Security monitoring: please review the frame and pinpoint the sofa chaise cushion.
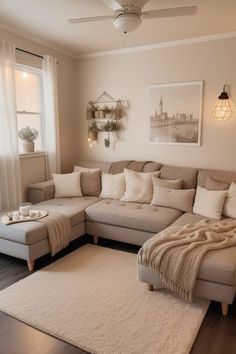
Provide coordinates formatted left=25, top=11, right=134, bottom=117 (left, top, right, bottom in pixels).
left=0, top=197, right=101, bottom=245
left=37, top=197, right=101, bottom=226
left=170, top=213, right=236, bottom=286
left=85, top=199, right=182, bottom=233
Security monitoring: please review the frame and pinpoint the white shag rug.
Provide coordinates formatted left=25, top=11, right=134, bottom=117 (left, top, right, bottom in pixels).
left=0, top=245, right=209, bottom=354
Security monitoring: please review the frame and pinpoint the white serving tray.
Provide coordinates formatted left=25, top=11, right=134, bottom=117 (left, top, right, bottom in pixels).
left=1, top=210, right=48, bottom=225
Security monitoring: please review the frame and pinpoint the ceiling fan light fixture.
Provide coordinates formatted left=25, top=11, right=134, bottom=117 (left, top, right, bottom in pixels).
left=113, top=13, right=141, bottom=33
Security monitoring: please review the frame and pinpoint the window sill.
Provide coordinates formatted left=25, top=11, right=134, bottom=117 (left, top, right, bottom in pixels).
left=19, top=151, right=46, bottom=159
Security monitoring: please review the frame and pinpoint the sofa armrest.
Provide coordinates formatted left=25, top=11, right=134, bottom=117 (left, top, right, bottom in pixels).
left=28, top=180, right=55, bottom=204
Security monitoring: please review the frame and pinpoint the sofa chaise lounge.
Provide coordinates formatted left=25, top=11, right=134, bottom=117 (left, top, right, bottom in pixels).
left=0, top=160, right=236, bottom=315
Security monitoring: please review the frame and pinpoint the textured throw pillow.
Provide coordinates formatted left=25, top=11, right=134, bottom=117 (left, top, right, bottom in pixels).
left=100, top=173, right=125, bottom=199
left=53, top=172, right=82, bottom=198
left=151, top=186, right=195, bottom=212
left=193, top=185, right=227, bottom=219
left=152, top=176, right=183, bottom=190
left=223, top=182, right=236, bottom=218
left=120, top=169, right=160, bottom=204
left=205, top=177, right=229, bottom=191
left=80, top=171, right=101, bottom=196
left=74, top=166, right=100, bottom=173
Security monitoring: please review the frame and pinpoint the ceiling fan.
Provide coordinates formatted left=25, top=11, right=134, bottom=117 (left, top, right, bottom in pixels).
left=68, top=0, right=197, bottom=34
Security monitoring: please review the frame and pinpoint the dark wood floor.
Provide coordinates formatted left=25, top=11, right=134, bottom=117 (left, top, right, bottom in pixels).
left=0, top=236, right=236, bottom=354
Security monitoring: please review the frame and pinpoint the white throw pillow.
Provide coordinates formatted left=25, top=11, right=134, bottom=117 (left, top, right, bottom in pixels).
left=53, top=172, right=82, bottom=198
left=193, top=185, right=227, bottom=219
left=120, top=169, right=160, bottom=204
left=100, top=173, right=125, bottom=199
left=223, top=182, right=236, bottom=218
left=74, top=165, right=100, bottom=173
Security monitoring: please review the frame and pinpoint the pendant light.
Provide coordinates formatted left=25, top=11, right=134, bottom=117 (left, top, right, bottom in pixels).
left=212, top=85, right=234, bottom=120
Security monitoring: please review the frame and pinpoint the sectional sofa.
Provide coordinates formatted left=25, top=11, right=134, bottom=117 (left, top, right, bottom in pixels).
left=0, top=160, right=236, bottom=315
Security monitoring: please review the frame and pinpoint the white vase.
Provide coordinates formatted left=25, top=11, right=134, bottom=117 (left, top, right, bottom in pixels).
left=22, top=141, right=35, bottom=153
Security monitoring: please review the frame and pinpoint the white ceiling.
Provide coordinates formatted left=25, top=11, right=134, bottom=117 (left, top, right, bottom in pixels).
left=0, top=0, right=236, bottom=57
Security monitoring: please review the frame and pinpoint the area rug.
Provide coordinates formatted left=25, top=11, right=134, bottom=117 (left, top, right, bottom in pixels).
left=0, top=244, right=209, bottom=354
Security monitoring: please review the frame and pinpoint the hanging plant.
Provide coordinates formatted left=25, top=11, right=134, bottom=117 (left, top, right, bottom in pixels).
left=104, top=137, right=110, bottom=148
left=102, top=120, right=119, bottom=132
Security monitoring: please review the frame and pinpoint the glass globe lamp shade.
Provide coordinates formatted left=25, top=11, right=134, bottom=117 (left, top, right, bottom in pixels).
left=113, top=14, right=141, bottom=33
left=212, top=86, right=234, bottom=120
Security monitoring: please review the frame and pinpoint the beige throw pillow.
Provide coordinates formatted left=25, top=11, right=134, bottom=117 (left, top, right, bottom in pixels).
left=121, top=169, right=160, bottom=204
left=223, top=182, right=236, bottom=218
left=53, top=172, right=82, bottom=198
left=73, top=166, right=101, bottom=196
left=152, top=176, right=183, bottom=190
left=81, top=171, right=101, bottom=197
left=151, top=186, right=195, bottom=212
left=193, top=185, right=227, bottom=219
left=100, top=173, right=125, bottom=199
left=205, top=177, right=229, bottom=191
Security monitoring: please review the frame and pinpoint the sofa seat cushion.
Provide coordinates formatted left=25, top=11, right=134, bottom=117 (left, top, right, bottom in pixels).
left=169, top=213, right=236, bottom=286
left=85, top=199, right=182, bottom=233
left=0, top=197, right=101, bottom=245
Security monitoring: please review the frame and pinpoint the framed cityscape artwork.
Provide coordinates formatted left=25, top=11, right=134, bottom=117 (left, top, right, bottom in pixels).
left=148, top=81, right=203, bottom=145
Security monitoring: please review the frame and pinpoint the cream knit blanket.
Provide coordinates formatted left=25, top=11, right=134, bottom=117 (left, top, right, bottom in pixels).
left=138, top=219, right=236, bottom=302
left=38, top=211, right=71, bottom=256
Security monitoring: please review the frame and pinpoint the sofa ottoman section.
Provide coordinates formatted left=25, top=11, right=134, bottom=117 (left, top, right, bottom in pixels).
left=0, top=197, right=101, bottom=271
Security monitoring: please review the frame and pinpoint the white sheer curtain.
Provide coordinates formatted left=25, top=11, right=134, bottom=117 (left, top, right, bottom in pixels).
left=0, top=40, right=22, bottom=210
left=42, top=55, right=61, bottom=179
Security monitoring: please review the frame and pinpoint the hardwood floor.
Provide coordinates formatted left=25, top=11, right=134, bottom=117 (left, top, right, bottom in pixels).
left=0, top=236, right=235, bottom=354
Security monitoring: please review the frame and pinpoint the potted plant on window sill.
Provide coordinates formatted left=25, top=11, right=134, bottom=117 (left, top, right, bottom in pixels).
left=18, top=126, right=39, bottom=153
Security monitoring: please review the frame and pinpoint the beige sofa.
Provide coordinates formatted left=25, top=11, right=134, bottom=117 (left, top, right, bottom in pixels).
left=0, top=160, right=236, bottom=315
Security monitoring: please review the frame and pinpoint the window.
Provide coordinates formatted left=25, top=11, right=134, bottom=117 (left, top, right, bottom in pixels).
left=15, top=65, right=43, bottom=152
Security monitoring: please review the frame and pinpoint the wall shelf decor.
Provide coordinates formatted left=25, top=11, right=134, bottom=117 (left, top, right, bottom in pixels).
left=87, top=92, right=124, bottom=148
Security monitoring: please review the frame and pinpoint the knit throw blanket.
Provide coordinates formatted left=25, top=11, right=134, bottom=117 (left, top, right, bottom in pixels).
left=38, top=211, right=71, bottom=256
left=138, top=219, right=236, bottom=302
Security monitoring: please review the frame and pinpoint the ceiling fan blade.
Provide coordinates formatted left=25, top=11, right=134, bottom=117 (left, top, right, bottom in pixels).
left=142, top=6, right=197, bottom=19
left=68, top=15, right=113, bottom=24
left=101, top=0, right=122, bottom=11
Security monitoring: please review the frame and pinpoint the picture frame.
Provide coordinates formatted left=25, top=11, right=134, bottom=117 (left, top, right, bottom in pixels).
left=148, top=81, right=203, bottom=146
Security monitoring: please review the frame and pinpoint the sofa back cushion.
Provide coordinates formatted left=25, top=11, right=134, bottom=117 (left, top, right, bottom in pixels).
left=160, top=165, right=198, bottom=189
left=110, top=160, right=162, bottom=174
left=142, top=162, right=162, bottom=172
left=198, top=169, right=236, bottom=188
left=205, top=177, right=229, bottom=191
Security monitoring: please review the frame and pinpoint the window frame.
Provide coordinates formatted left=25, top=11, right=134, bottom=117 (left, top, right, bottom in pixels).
left=15, top=63, right=44, bottom=153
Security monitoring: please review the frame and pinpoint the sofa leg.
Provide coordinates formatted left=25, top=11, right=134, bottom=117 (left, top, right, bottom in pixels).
left=147, top=284, right=153, bottom=291
left=27, top=260, right=34, bottom=272
left=221, top=303, right=229, bottom=316
left=93, top=235, right=98, bottom=245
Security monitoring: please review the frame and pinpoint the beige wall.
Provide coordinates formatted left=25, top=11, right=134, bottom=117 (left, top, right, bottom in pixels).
left=76, top=37, right=236, bottom=171
left=0, top=27, right=78, bottom=199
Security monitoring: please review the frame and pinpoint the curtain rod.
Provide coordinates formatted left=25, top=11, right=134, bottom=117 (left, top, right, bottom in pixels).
left=16, top=47, right=43, bottom=60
